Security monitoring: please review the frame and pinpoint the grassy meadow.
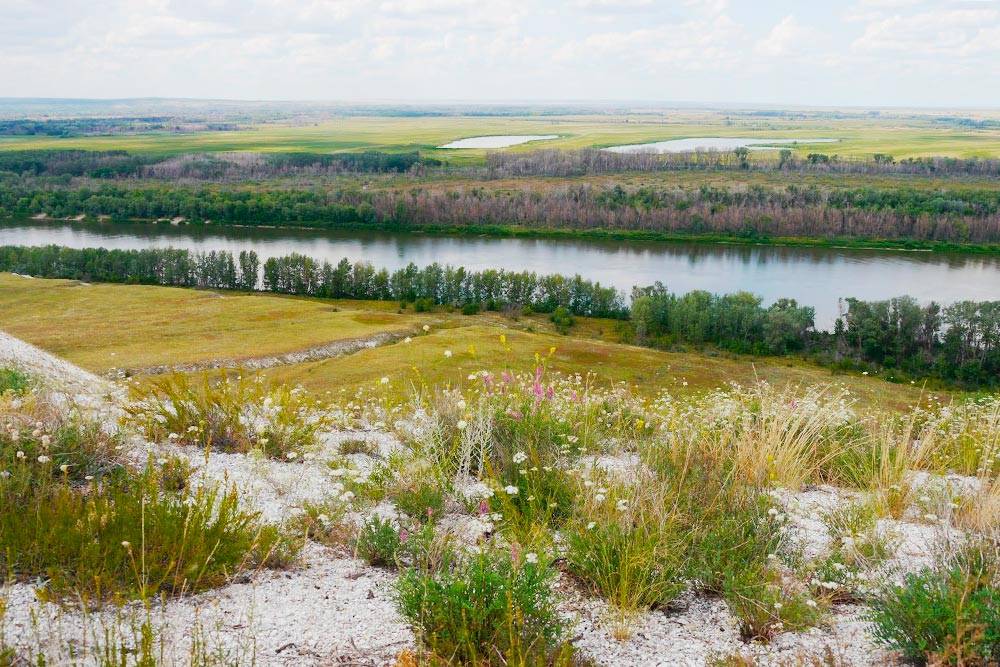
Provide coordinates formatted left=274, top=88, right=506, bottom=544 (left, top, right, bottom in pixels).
left=3, top=112, right=1000, bottom=161
left=0, top=273, right=942, bottom=410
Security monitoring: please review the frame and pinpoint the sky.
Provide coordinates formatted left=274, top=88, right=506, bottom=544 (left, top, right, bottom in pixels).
left=2, top=0, right=1000, bottom=107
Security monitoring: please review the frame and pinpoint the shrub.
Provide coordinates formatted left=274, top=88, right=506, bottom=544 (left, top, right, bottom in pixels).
left=461, top=302, right=480, bottom=316
left=356, top=516, right=406, bottom=567
left=125, top=371, right=329, bottom=459
left=550, top=306, right=574, bottom=334
left=0, top=367, right=30, bottom=396
left=867, top=540, right=1000, bottom=664
left=686, top=488, right=821, bottom=640
left=389, top=477, right=446, bottom=524
left=395, top=549, right=572, bottom=665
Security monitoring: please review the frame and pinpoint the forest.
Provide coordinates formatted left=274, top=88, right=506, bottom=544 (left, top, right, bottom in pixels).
left=2, top=244, right=997, bottom=388
left=4, top=179, right=1000, bottom=244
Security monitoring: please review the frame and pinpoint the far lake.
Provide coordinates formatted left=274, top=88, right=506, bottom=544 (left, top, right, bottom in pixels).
left=439, top=135, right=559, bottom=148
left=3, top=219, right=999, bottom=329
left=606, top=137, right=838, bottom=153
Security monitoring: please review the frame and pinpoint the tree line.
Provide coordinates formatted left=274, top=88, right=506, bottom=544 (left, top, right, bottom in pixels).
left=1, top=244, right=997, bottom=388
left=0, top=245, right=625, bottom=318
left=484, top=149, right=1000, bottom=178
left=0, top=150, right=435, bottom=179
left=4, top=180, right=1000, bottom=244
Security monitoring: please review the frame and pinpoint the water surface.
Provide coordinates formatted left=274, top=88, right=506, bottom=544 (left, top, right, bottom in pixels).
left=439, top=135, right=559, bottom=149
left=606, top=137, right=838, bottom=153
left=3, top=219, right=999, bottom=329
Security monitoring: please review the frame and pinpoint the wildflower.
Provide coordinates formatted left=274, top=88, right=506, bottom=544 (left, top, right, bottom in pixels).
left=399, top=528, right=409, bottom=543
left=504, top=485, right=519, bottom=495
left=85, top=475, right=94, bottom=481
left=340, top=491, right=355, bottom=502
left=594, top=493, right=606, bottom=503
left=525, top=552, right=538, bottom=565
left=187, top=425, right=199, bottom=432
left=59, top=464, right=70, bottom=473
left=404, top=337, right=412, bottom=344
left=157, top=458, right=168, bottom=465
left=15, top=451, right=25, bottom=459
left=121, top=541, right=131, bottom=549
left=444, top=350, right=452, bottom=358
left=286, top=451, right=298, bottom=460
left=456, top=420, right=467, bottom=430
left=36, top=455, right=50, bottom=463
left=380, top=377, right=389, bottom=385
left=513, top=451, right=528, bottom=464
left=422, top=325, right=430, bottom=332
left=805, top=599, right=817, bottom=608
left=586, top=521, right=597, bottom=530
left=773, top=602, right=783, bottom=610
left=615, top=499, right=629, bottom=511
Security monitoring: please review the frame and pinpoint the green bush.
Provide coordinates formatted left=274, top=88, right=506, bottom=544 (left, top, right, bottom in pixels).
left=867, top=541, right=1000, bottom=664
left=356, top=516, right=406, bottom=567
left=461, top=302, right=480, bottom=316
left=395, top=549, right=572, bottom=665
left=0, top=367, right=30, bottom=396
left=550, top=306, right=574, bottom=334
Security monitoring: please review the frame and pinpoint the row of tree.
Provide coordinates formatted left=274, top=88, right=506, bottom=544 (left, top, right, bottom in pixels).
left=484, top=149, right=1000, bottom=178
left=0, top=150, right=434, bottom=179
left=0, top=245, right=625, bottom=318
left=4, top=180, right=1000, bottom=243
left=1, top=244, right=997, bottom=387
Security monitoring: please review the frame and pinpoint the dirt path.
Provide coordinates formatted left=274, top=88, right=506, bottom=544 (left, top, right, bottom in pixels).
left=106, top=329, right=418, bottom=378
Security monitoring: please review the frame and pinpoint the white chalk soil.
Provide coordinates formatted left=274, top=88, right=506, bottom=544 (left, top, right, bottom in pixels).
left=0, top=329, right=967, bottom=665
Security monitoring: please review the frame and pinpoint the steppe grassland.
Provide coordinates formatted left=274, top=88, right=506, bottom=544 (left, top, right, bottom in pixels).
left=0, top=274, right=941, bottom=409
left=2, top=112, right=1000, bottom=159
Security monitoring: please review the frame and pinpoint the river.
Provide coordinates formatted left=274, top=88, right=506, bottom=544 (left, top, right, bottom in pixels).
left=3, top=219, right=999, bottom=328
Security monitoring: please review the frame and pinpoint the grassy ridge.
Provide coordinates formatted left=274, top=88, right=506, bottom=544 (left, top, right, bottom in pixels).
left=0, top=273, right=943, bottom=410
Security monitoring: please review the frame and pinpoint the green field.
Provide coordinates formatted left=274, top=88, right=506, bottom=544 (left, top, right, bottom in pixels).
left=4, top=112, right=1000, bottom=160
left=0, top=273, right=943, bottom=410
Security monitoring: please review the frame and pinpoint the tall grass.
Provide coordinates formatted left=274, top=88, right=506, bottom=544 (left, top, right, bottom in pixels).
left=1, top=391, right=291, bottom=603
left=125, top=371, right=331, bottom=459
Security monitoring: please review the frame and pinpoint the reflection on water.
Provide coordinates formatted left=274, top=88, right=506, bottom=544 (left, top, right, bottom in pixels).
left=2, top=220, right=999, bottom=328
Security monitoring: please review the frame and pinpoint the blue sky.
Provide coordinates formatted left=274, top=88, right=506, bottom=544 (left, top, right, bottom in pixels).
left=2, top=0, right=999, bottom=107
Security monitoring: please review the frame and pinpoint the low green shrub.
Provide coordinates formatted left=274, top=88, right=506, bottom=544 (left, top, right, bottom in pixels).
left=389, top=477, right=446, bottom=524
left=461, top=302, right=480, bottom=316
left=0, top=368, right=30, bottom=396
left=867, top=540, right=1000, bottom=664
left=356, top=515, right=406, bottom=567
left=395, top=549, right=573, bottom=665
left=550, top=306, right=574, bottom=334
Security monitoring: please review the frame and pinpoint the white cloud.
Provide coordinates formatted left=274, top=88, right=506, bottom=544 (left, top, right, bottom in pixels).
left=755, top=15, right=814, bottom=57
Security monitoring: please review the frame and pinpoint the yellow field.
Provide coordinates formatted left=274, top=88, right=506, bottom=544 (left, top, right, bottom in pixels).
left=2, top=113, right=1000, bottom=160
left=0, top=274, right=941, bottom=410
